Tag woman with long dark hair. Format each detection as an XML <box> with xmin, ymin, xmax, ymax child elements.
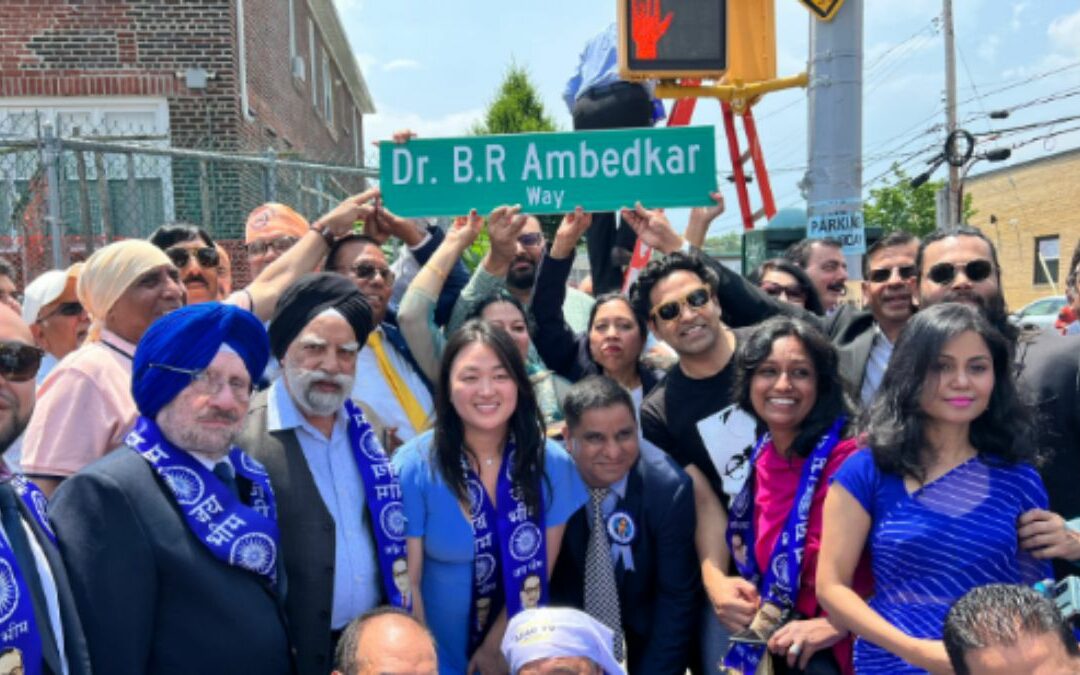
<box><xmin>817</xmin><ymin>303</ymin><xmax>1051</xmax><ymax>674</ymax></box>
<box><xmin>393</xmin><ymin>320</ymin><xmax>587</xmax><ymax>674</ymax></box>
<box><xmin>531</xmin><ymin>209</ymin><xmax>666</xmax><ymax>403</ymax></box>
<box><xmin>748</xmin><ymin>258</ymin><xmax>825</xmax><ymax>316</ymax></box>
<box><xmin>721</xmin><ymin>317</ymin><xmax>868</xmax><ymax>675</ymax></box>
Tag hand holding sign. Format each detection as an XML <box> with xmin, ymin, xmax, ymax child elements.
<box><xmin>550</xmin><ymin>207</ymin><xmax>592</xmax><ymax>259</ymax></box>
<box><xmin>632</xmin><ymin>0</ymin><xmax>674</xmax><ymax>59</ymax></box>
<box><xmin>621</xmin><ymin>202</ymin><xmax>685</xmax><ymax>255</ymax></box>
<box><xmin>446</xmin><ymin>209</ymin><xmax>485</xmax><ymax>253</ymax></box>
<box><xmin>314</xmin><ymin>187</ymin><xmax>382</xmax><ymax>238</ymax></box>
<box><xmin>685</xmin><ymin>191</ymin><xmax>725</xmax><ymax>249</ymax></box>
<box><xmin>486</xmin><ymin>204</ymin><xmax>528</xmax><ymax>266</ymax></box>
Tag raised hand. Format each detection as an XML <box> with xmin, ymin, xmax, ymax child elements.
<box><xmin>620</xmin><ymin>201</ymin><xmax>684</xmax><ymax>254</ymax></box>
<box><xmin>550</xmin><ymin>207</ymin><xmax>592</xmax><ymax>259</ymax></box>
<box><xmin>365</xmin><ymin>201</ymin><xmax>425</xmax><ymax>247</ymax></box>
<box><xmin>686</xmin><ymin>191</ymin><xmax>725</xmax><ymax>249</ymax></box>
<box><xmin>446</xmin><ymin>209</ymin><xmax>485</xmax><ymax>252</ymax></box>
<box><xmin>486</xmin><ymin>204</ymin><xmax>527</xmax><ymax>264</ymax></box>
<box><xmin>632</xmin><ymin>0</ymin><xmax>674</xmax><ymax>60</ymax></box>
<box><xmin>314</xmin><ymin>187</ymin><xmax>381</xmax><ymax>238</ymax></box>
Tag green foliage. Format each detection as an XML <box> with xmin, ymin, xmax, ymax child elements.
<box><xmin>462</xmin><ymin>228</ymin><xmax>491</xmax><ymax>274</ymax></box>
<box><xmin>864</xmin><ymin>164</ymin><xmax>976</xmax><ymax>237</ymax></box>
<box><xmin>703</xmin><ymin>232</ymin><xmax>742</xmax><ymax>255</ymax></box>
<box><xmin>470</xmin><ymin>63</ymin><xmax>558</xmax><ymax>136</ymax></box>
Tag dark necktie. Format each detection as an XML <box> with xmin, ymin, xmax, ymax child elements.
<box><xmin>213</xmin><ymin>461</ymin><xmax>241</xmax><ymax>501</ymax></box>
<box><xmin>584</xmin><ymin>487</ymin><xmax>625</xmax><ymax>662</ymax></box>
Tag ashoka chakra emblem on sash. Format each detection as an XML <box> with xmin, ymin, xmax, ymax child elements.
<box><xmin>379</xmin><ymin>503</ymin><xmax>407</xmax><ymax>541</ymax></box>
<box><xmin>0</xmin><ymin>558</ymin><xmax>20</xmax><ymax>624</ymax></box>
<box><xmin>360</xmin><ymin>436</ymin><xmax>387</xmax><ymax>462</ymax></box>
<box><xmin>474</xmin><ymin>553</ymin><xmax>496</xmax><ymax>584</ymax></box>
<box><xmin>238</xmin><ymin>453</ymin><xmax>267</xmax><ymax>476</ymax></box>
<box><xmin>467</xmin><ymin>479</ymin><xmax>485</xmax><ymax>517</ymax></box>
<box><xmin>229</xmin><ymin>532</ymin><xmax>276</xmax><ymax>575</ymax></box>
<box><xmin>509</xmin><ymin>522</ymin><xmax>542</xmax><ymax>561</ymax></box>
<box><xmin>161</xmin><ymin>466</ymin><xmax>205</xmax><ymax>506</ymax></box>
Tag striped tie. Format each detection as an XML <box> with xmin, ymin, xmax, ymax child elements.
<box><xmin>584</xmin><ymin>487</ymin><xmax>625</xmax><ymax>662</ymax></box>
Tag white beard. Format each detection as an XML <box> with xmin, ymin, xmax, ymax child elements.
<box><xmin>284</xmin><ymin>365</ymin><xmax>354</xmax><ymax>417</ymax></box>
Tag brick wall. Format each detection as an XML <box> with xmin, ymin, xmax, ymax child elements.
<box><xmin>964</xmin><ymin>148</ymin><xmax>1080</xmax><ymax>309</ymax></box>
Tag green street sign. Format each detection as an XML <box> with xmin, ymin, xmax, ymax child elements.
<box><xmin>379</xmin><ymin>126</ymin><xmax>717</xmax><ymax>217</ymax></box>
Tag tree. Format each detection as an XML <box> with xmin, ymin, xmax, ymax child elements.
<box><xmin>471</xmin><ymin>63</ymin><xmax>558</xmax><ymax>136</ymax></box>
<box><xmin>703</xmin><ymin>232</ymin><xmax>742</xmax><ymax>256</ymax></box>
<box><xmin>864</xmin><ymin>164</ymin><xmax>975</xmax><ymax>237</ymax></box>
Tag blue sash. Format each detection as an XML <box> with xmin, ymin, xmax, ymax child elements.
<box><xmin>464</xmin><ymin>440</ymin><xmax>548</xmax><ymax>655</ymax></box>
<box><xmin>0</xmin><ymin>483</ymin><xmax>45</xmax><ymax>675</ymax></box>
<box><xmin>10</xmin><ymin>476</ymin><xmax>54</xmax><ymax>547</ymax></box>
<box><xmin>724</xmin><ymin>418</ymin><xmax>844</xmax><ymax>673</ymax></box>
<box><xmin>126</xmin><ymin>417</ymin><xmax>281</xmax><ymax>587</ymax></box>
<box><xmin>343</xmin><ymin>400</ymin><xmax>410</xmax><ymax>610</ymax></box>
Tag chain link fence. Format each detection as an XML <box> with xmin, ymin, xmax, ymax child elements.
<box><xmin>0</xmin><ymin>111</ymin><xmax>376</xmax><ymax>287</ymax></box>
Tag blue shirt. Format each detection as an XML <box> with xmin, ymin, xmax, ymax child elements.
<box><xmin>394</xmin><ymin>432</ymin><xmax>588</xmax><ymax>675</ymax></box>
<box><xmin>267</xmin><ymin>380</ymin><xmax>381</xmax><ymax>628</ymax></box>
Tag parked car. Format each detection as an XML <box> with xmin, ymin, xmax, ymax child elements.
<box><xmin>1009</xmin><ymin>295</ymin><xmax>1068</xmax><ymax>331</ymax></box>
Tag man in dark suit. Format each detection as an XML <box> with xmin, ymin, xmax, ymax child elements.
<box><xmin>0</xmin><ymin>305</ymin><xmax>90</xmax><ymax>675</ymax></box>
<box><xmin>238</xmin><ymin>274</ymin><xmax>404</xmax><ymax>675</ymax></box>
<box><xmin>50</xmin><ymin>302</ymin><xmax>293</xmax><ymax>675</ymax></box>
<box><xmin>550</xmin><ymin>376</ymin><xmax>700</xmax><ymax>674</ymax></box>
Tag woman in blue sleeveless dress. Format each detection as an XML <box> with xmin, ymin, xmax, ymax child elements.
<box><xmin>817</xmin><ymin>303</ymin><xmax>1051</xmax><ymax>674</ymax></box>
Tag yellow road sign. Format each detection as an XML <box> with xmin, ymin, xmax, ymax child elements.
<box><xmin>799</xmin><ymin>0</ymin><xmax>845</xmax><ymax>21</ymax></box>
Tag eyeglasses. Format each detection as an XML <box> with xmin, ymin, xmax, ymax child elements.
<box><xmin>37</xmin><ymin>301</ymin><xmax>83</xmax><ymax>322</ymax></box>
<box><xmin>927</xmin><ymin>259</ymin><xmax>993</xmax><ymax>285</ymax></box>
<box><xmin>760</xmin><ymin>282</ymin><xmax>806</xmax><ymax>301</ymax></box>
<box><xmin>349</xmin><ymin>262</ymin><xmax>395</xmax><ymax>283</ymax></box>
<box><xmin>517</xmin><ymin>233</ymin><xmax>544</xmax><ymax>247</ymax></box>
<box><xmin>650</xmin><ymin>285</ymin><xmax>712</xmax><ymax>322</ymax></box>
<box><xmin>149</xmin><ymin>363</ymin><xmax>252</xmax><ymax>402</ymax></box>
<box><xmin>246</xmin><ymin>236</ymin><xmax>298</xmax><ymax>257</ymax></box>
<box><xmin>867</xmin><ymin>265</ymin><xmax>917</xmax><ymax>284</ymax></box>
<box><xmin>166</xmin><ymin>246</ymin><xmax>220</xmax><ymax>269</ymax></box>
<box><xmin>0</xmin><ymin>342</ymin><xmax>44</xmax><ymax>382</ymax></box>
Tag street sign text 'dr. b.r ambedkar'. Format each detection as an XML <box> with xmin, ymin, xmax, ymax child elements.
<box><xmin>379</xmin><ymin>126</ymin><xmax>717</xmax><ymax>217</ymax></box>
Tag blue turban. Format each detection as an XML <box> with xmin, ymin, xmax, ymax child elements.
<box><xmin>132</xmin><ymin>302</ymin><xmax>269</xmax><ymax>418</ymax></box>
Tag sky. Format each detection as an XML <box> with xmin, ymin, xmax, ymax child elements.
<box><xmin>334</xmin><ymin>0</ymin><xmax>1080</xmax><ymax>237</ymax></box>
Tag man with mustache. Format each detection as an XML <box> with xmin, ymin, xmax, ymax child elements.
<box><xmin>239</xmin><ymin>273</ymin><xmax>404</xmax><ymax>675</ymax></box>
<box><xmin>911</xmin><ymin>227</ymin><xmax>1080</xmax><ymax>579</ymax></box>
<box><xmin>50</xmin><ymin>302</ymin><xmax>293</xmax><ymax>675</ymax></box>
<box><xmin>784</xmin><ymin>238</ymin><xmax>849</xmax><ymax>315</ymax></box>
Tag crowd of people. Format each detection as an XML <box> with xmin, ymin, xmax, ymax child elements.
<box><xmin>0</xmin><ymin>176</ymin><xmax>1078</xmax><ymax>675</ymax></box>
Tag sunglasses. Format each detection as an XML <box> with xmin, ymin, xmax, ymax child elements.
<box><xmin>517</xmin><ymin>233</ymin><xmax>544</xmax><ymax>247</ymax></box>
<box><xmin>247</xmin><ymin>236</ymin><xmax>298</xmax><ymax>257</ymax></box>
<box><xmin>350</xmin><ymin>262</ymin><xmax>395</xmax><ymax>283</ymax></box>
<box><xmin>867</xmin><ymin>264</ymin><xmax>917</xmax><ymax>283</ymax></box>
<box><xmin>650</xmin><ymin>286</ymin><xmax>712</xmax><ymax>322</ymax></box>
<box><xmin>38</xmin><ymin>301</ymin><xmax>83</xmax><ymax>322</ymax></box>
<box><xmin>166</xmin><ymin>246</ymin><xmax>219</xmax><ymax>269</ymax></box>
<box><xmin>927</xmin><ymin>259</ymin><xmax>993</xmax><ymax>285</ymax></box>
<box><xmin>760</xmin><ymin>282</ymin><xmax>807</xmax><ymax>301</ymax></box>
<box><xmin>0</xmin><ymin>342</ymin><xmax>44</xmax><ymax>382</ymax></box>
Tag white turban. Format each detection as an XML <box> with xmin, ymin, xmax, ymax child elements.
<box><xmin>77</xmin><ymin>240</ymin><xmax>172</xmax><ymax>341</ymax></box>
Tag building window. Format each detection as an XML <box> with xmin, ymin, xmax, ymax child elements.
<box><xmin>322</xmin><ymin>50</ymin><xmax>333</xmax><ymax>126</ymax></box>
<box><xmin>288</xmin><ymin>0</ymin><xmax>296</xmax><ymax>60</ymax></box>
<box><xmin>309</xmin><ymin>19</ymin><xmax>317</xmax><ymax>107</ymax></box>
<box><xmin>1034</xmin><ymin>235</ymin><xmax>1060</xmax><ymax>285</ymax></box>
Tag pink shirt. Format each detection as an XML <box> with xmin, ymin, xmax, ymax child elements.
<box><xmin>752</xmin><ymin>436</ymin><xmax>865</xmax><ymax>618</ymax></box>
<box><xmin>21</xmin><ymin>330</ymin><xmax>137</xmax><ymax>477</ymax></box>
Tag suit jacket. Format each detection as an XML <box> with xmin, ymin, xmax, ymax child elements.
<box><xmin>550</xmin><ymin>444</ymin><xmax>700</xmax><ymax>674</ymax></box>
<box><xmin>237</xmin><ymin>391</ymin><xmax>388</xmax><ymax>675</ymax></box>
<box><xmin>837</xmin><ymin>326</ymin><xmax>876</xmax><ymax>399</ymax></box>
<box><xmin>0</xmin><ymin>480</ymin><xmax>91</xmax><ymax>675</ymax></box>
<box><xmin>49</xmin><ymin>447</ymin><xmax>293</xmax><ymax>675</ymax></box>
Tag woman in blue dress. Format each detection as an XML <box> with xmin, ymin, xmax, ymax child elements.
<box><xmin>817</xmin><ymin>303</ymin><xmax>1051</xmax><ymax>674</ymax></box>
<box><xmin>393</xmin><ymin>319</ymin><xmax>587</xmax><ymax>674</ymax></box>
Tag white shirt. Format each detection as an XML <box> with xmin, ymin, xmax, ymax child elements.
<box><xmin>860</xmin><ymin>325</ymin><xmax>895</xmax><ymax>406</ymax></box>
<box><xmin>351</xmin><ymin>326</ymin><xmax>434</xmax><ymax>442</ymax></box>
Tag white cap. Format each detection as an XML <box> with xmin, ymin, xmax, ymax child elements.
<box><xmin>22</xmin><ymin>266</ymin><xmax>79</xmax><ymax>324</ymax></box>
<box><xmin>501</xmin><ymin>608</ymin><xmax>624</xmax><ymax>675</ymax></box>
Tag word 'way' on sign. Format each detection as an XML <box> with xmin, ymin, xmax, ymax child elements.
<box><xmin>378</xmin><ymin>126</ymin><xmax>718</xmax><ymax>217</ymax></box>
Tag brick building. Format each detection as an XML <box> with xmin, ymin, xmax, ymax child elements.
<box><xmin>964</xmin><ymin>147</ymin><xmax>1080</xmax><ymax>309</ymax></box>
<box><xmin>0</xmin><ymin>0</ymin><xmax>373</xmax><ymax>260</ymax></box>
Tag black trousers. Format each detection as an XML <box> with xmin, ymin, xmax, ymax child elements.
<box><xmin>572</xmin><ymin>81</ymin><xmax>654</xmax><ymax>295</ymax></box>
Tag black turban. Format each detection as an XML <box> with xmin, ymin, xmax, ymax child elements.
<box><xmin>268</xmin><ymin>273</ymin><xmax>374</xmax><ymax>360</ymax></box>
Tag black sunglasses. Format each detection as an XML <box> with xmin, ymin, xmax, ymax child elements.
<box><xmin>166</xmin><ymin>246</ymin><xmax>219</xmax><ymax>269</ymax></box>
<box><xmin>867</xmin><ymin>264</ymin><xmax>917</xmax><ymax>284</ymax></box>
<box><xmin>650</xmin><ymin>286</ymin><xmax>711</xmax><ymax>322</ymax></box>
<box><xmin>760</xmin><ymin>282</ymin><xmax>807</xmax><ymax>301</ymax></box>
<box><xmin>350</xmin><ymin>262</ymin><xmax>395</xmax><ymax>283</ymax></box>
<box><xmin>246</xmin><ymin>236</ymin><xmax>298</xmax><ymax>257</ymax></box>
<box><xmin>38</xmin><ymin>301</ymin><xmax>83</xmax><ymax>322</ymax></box>
<box><xmin>0</xmin><ymin>342</ymin><xmax>44</xmax><ymax>382</ymax></box>
<box><xmin>927</xmin><ymin>259</ymin><xmax>993</xmax><ymax>285</ymax></box>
